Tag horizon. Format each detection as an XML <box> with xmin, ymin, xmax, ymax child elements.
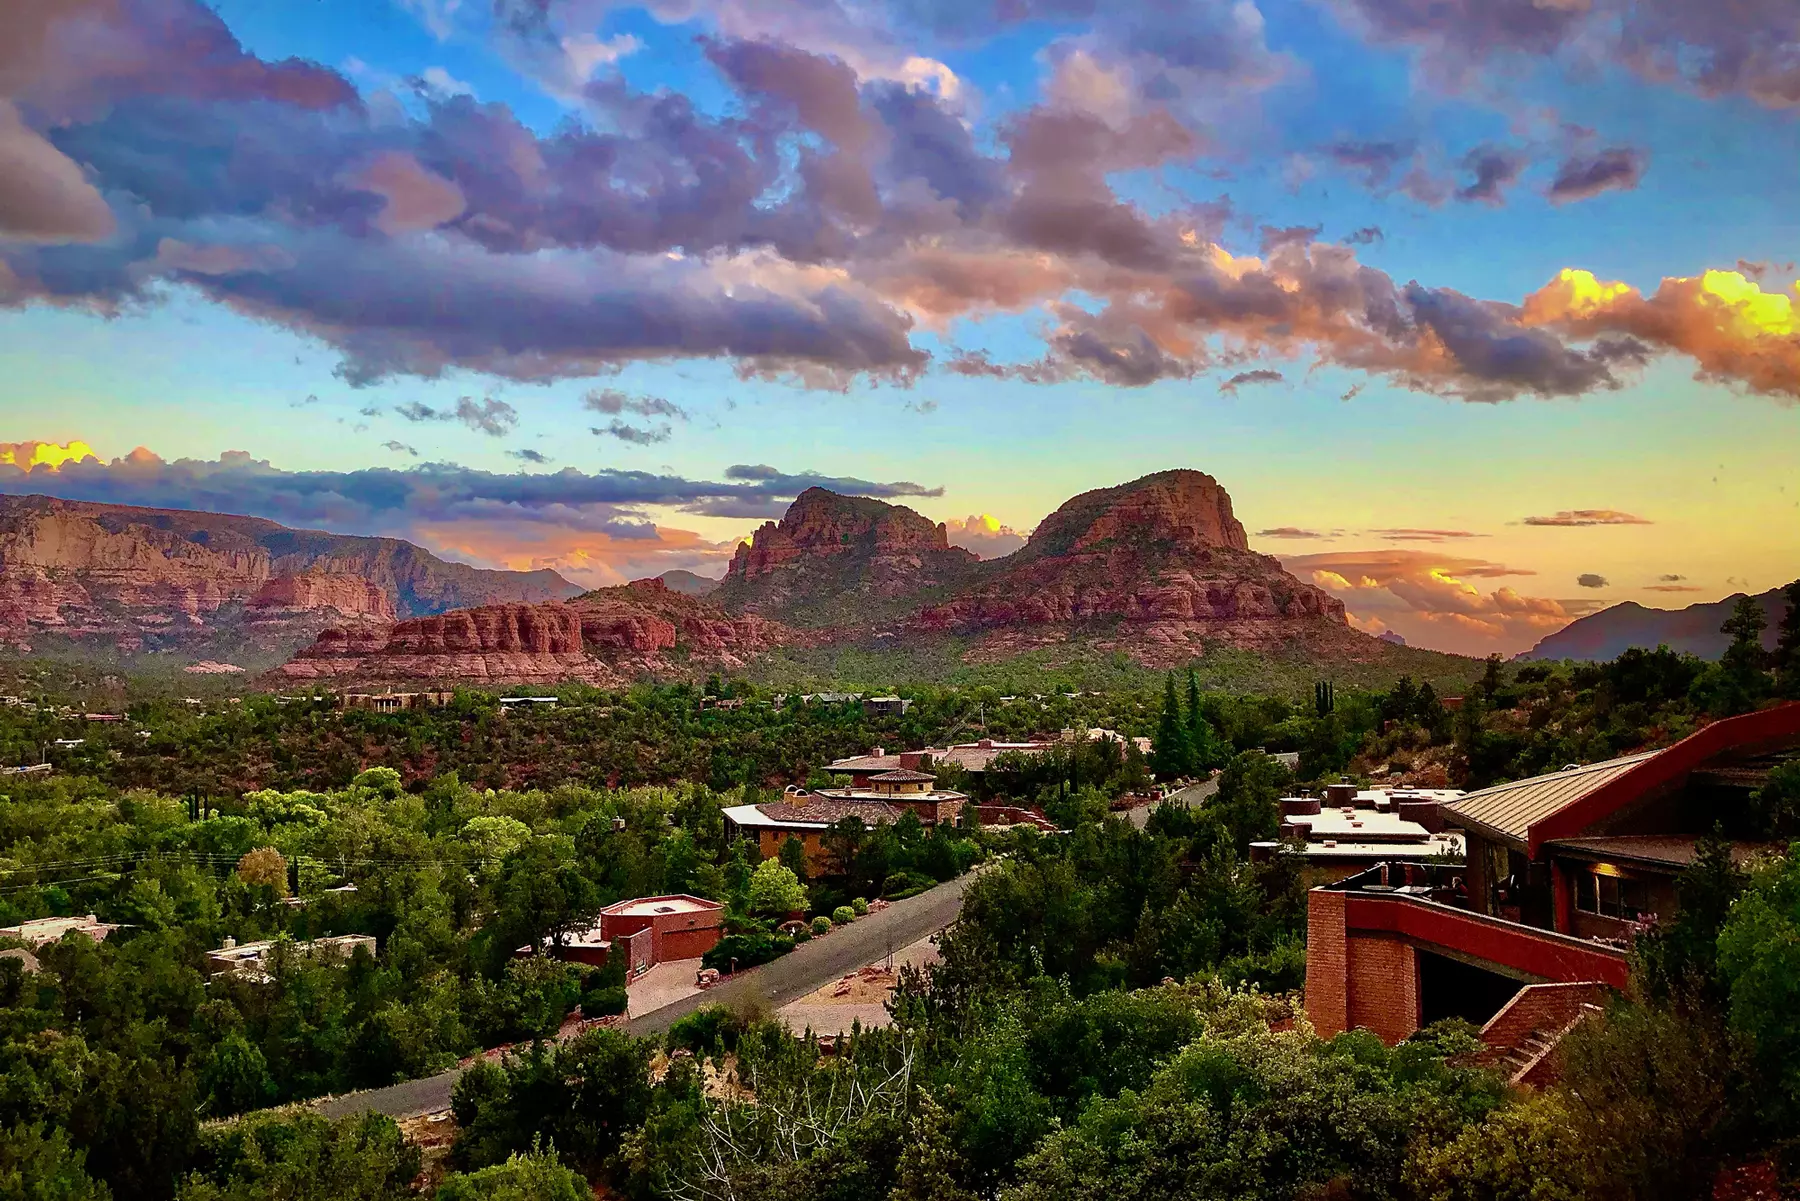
<box><xmin>2</xmin><ymin>0</ymin><xmax>1797</xmax><ymax>657</ymax></box>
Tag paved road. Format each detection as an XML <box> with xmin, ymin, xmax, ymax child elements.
<box><xmin>1127</xmin><ymin>777</ymin><xmax>1219</xmax><ymax>828</ymax></box>
<box><xmin>314</xmin><ymin>871</ymin><xmax>978</xmax><ymax>1120</ymax></box>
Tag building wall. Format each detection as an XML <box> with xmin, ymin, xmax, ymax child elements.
<box><xmin>657</xmin><ymin>926</ymin><xmax>722</xmax><ymax>962</ymax></box>
<box><xmin>1305</xmin><ymin>889</ymin><xmax>1349</xmax><ymax>1037</ymax></box>
<box><xmin>1345</xmin><ymin>936</ymin><xmax>1421</xmax><ymax>1045</ymax></box>
<box><xmin>757</xmin><ymin>830</ymin><xmax>827</xmax><ymax>872</ymax></box>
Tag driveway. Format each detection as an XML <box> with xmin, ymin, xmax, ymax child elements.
<box><xmin>313</xmin><ymin>870</ymin><xmax>978</xmax><ymax>1120</ymax></box>
<box><xmin>1127</xmin><ymin>777</ymin><xmax>1219</xmax><ymax>828</ymax></box>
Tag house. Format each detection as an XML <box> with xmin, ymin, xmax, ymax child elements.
<box><xmin>341</xmin><ymin>691</ymin><xmax>454</xmax><ymax>713</ymax></box>
<box><xmin>551</xmin><ymin>894</ymin><xmax>724</xmax><ymax>975</ymax></box>
<box><xmin>863</xmin><ymin>696</ymin><xmax>913</xmax><ymax>718</ymax></box>
<box><xmin>498</xmin><ymin>696</ymin><xmax>558</xmax><ymax>710</ymax></box>
<box><xmin>829</xmin><ymin>736</ymin><xmax>1078</xmax><ymax>783</ymax></box>
<box><xmin>1304</xmin><ymin>703</ymin><xmax>1800</xmax><ymax>1051</ymax></box>
<box><xmin>1250</xmin><ymin>785</ymin><xmax>1466</xmax><ymax>883</ymax></box>
<box><xmin>723</xmin><ymin>794</ymin><xmax>910</xmax><ymax>874</ymax></box>
<box><xmin>0</xmin><ymin>914</ymin><xmax>119</xmax><ymax>947</ymax></box>
<box><xmin>205</xmin><ymin>933</ymin><xmax>377</xmax><ymax>978</ymax></box>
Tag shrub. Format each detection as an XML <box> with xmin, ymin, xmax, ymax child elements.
<box><xmin>810</xmin><ymin>915</ymin><xmax>832</xmax><ymax>935</ymax></box>
<box><xmin>831</xmin><ymin>906</ymin><xmax>855</xmax><ymax>925</ymax></box>
<box><xmin>580</xmin><ymin>986</ymin><xmax>628</xmax><ymax>1018</ymax></box>
<box><xmin>701</xmin><ymin>931</ymin><xmax>793</xmax><ymax>973</ymax></box>
<box><xmin>850</xmin><ymin>897</ymin><xmax>869</xmax><ymax>916</ymax></box>
<box><xmin>748</xmin><ymin>858</ymin><xmax>809</xmax><ymax>915</ymax></box>
<box><xmin>434</xmin><ymin>1148</ymin><xmax>586</xmax><ymax>1201</ymax></box>
<box><xmin>667</xmin><ymin>1005</ymin><xmax>743</xmax><ymax>1057</ymax></box>
<box><xmin>882</xmin><ymin>871</ymin><xmax>936</xmax><ymax>900</ymax></box>
<box><xmin>792</xmin><ymin>925</ymin><xmax>812</xmax><ymax>944</ymax></box>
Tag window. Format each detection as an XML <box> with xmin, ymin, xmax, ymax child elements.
<box><xmin>1575</xmin><ymin>867</ymin><xmax>1647</xmax><ymax>920</ymax></box>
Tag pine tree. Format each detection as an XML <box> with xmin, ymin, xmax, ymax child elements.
<box><xmin>1151</xmin><ymin>672</ymin><xmax>1192</xmax><ymax>780</ymax></box>
<box><xmin>1775</xmin><ymin>579</ymin><xmax>1800</xmax><ymax>700</ymax></box>
<box><xmin>1185</xmin><ymin>670</ymin><xmax>1220</xmax><ymax>773</ymax></box>
<box><xmin>1720</xmin><ymin>595</ymin><xmax>1771</xmax><ymax>710</ymax></box>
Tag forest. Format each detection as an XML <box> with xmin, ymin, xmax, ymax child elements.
<box><xmin>1</xmin><ymin>583</ymin><xmax>1797</xmax><ymax>1198</ymax></box>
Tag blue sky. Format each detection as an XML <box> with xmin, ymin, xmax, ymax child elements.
<box><xmin>1</xmin><ymin>0</ymin><xmax>1796</xmax><ymax>654</ymax></box>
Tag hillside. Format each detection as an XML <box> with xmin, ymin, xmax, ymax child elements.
<box><xmin>1519</xmin><ymin>588</ymin><xmax>1785</xmax><ymax>661</ymax></box>
<box><xmin>0</xmin><ymin>494</ymin><xmax>579</xmax><ymax>663</ymax></box>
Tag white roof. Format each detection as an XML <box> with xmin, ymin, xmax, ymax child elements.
<box><xmin>722</xmin><ymin>803</ymin><xmax>828</xmax><ymax>831</ymax></box>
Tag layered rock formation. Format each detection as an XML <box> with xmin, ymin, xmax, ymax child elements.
<box><xmin>0</xmin><ymin>494</ymin><xmax>578</xmax><ymax>655</ymax></box>
<box><xmin>274</xmin><ymin>579</ymin><xmax>795</xmax><ymax>685</ymax></box>
<box><xmin>911</xmin><ymin>470</ymin><xmax>1353</xmax><ymax>663</ymax></box>
<box><xmin>716</xmin><ymin>488</ymin><xmax>979</xmax><ymax>626</ymax></box>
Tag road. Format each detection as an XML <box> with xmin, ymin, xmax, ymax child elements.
<box><xmin>313</xmin><ymin>870</ymin><xmax>978</xmax><ymax>1120</ymax></box>
<box><xmin>1127</xmin><ymin>777</ymin><xmax>1219</xmax><ymax>828</ymax></box>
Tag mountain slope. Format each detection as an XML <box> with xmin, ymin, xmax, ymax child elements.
<box><xmin>715</xmin><ymin>487</ymin><xmax>980</xmax><ymax>626</ymax></box>
<box><xmin>1519</xmin><ymin>588</ymin><xmax>1786</xmax><ymax>662</ymax></box>
<box><xmin>0</xmin><ymin>494</ymin><xmax>579</xmax><ymax>659</ymax></box>
<box><xmin>911</xmin><ymin>470</ymin><xmax>1355</xmax><ymax>665</ymax></box>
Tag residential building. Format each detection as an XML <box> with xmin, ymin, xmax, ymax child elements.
<box><xmin>551</xmin><ymin>894</ymin><xmax>724</xmax><ymax>975</ymax></box>
<box><xmin>830</xmin><ymin>729</ymin><xmax>1146</xmax><ymax>784</ymax></box>
<box><xmin>1251</xmin><ymin>785</ymin><xmax>1466</xmax><ymax>883</ymax></box>
<box><xmin>863</xmin><ymin>696</ymin><xmax>913</xmax><ymax>718</ymax></box>
<box><xmin>205</xmin><ymin>933</ymin><xmax>377</xmax><ymax>978</ymax></box>
<box><xmin>723</xmin><ymin>793</ymin><xmax>911</xmax><ymax>874</ymax></box>
<box><xmin>1304</xmin><ymin>703</ymin><xmax>1800</xmax><ymax>1051</ymax></box>
<box><xmin>0</xmin><ymin>914</ymin><xmax>119</xmax><ymax>947</ymax></box>
<box><xmin>340</xmin><ymin>691</ymin><xmax>454</xmax><ymax>712</ymax></box>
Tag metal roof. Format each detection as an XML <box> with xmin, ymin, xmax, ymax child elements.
<box><xmin>1442</xmin><ymin>751</ymin><xmax>1659</xmax><ymax>848</ymax></box>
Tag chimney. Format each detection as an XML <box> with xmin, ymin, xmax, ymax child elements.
<box><xmin>870</xmin><ymin>746</ymin><xmax>884</xmax><ymax>758</ymax></box>
<box><xmin>898</xmin><ymin>751</ymin><xmax>924</xmax><ymax>771</ymax></box>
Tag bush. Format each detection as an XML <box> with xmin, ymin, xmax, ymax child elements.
<box><xmin>831</xmin><ymin>906</ymin><xmax>855</xmax><ymax>925</ymax></box>
<box><xmin>667</xmin><ymin>1005</ymin><xmax>743</xmax><ymax>1057</ymax></box>
<box><xmin>581</xmin><ymin>986</ymin><xmax>628</xmax><ymax>1018</ymax></box>
<box><xmin>883</xmin><ymin>871</ymin><xmax>935</xmax><ymax>899</ymax></box>
<box><xmin>434</xmin><ymin>1148</ymin><xmax>586</xmax><ymax>1201</ymax></box>
<box><xmin>850</xmin><ymin>897</ymin><xmax>869</xmax><ymax>916</ymax></box>
<box><xmin>792</xmin><ymin>925</ymin><xmax>812</xmax><ymax>943</ymax></box>
<box><xmin>810</xmin><ymin>915</ymin><xmax>832</xmax><ymax>935</ymax></box>
<box><xmin>701</xmin><ymin>931</ymin><xmax>793</xmax><ymax>973</ymax></box>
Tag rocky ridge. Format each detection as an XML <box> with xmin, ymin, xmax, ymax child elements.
<box><xmin>273</xmin><ymin>579</ymin><xmax>796</xmax><ymax>686</ymax></box>
<box><xmin>0</xmin><ymin>494</ymin><xmax>578</xmax><ymax>656</ymax></box>
<box><xmin>715</xmin><ymin>488</ymin><xmax>979</xmax><ymax>626</ymax></box>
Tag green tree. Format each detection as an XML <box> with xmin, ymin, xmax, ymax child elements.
<box><xmin>1708</xmin><ymin>594</ymin><xmax>1772</xmax><ymax>715</ymax></box>
<box><xmin>0</xmin><ymin>1123</ymin><xmax>112</xmax><ymax>1201</ymax></box>
<box><xmin>1150</xmin><ymin>674</ymin><xmax>1191</xmax><ymax>781</ymax></box>
<box><xmin>178</xmin><ymin>1112</ymin><xmax>419</xmax><ymax>1201</ymax></box>
<box><xmin>748</xmin><ymin>858</ymin><xmax>809</xmax><ymax>916</ymax></box>
<box><xmin>1717</xmin><ymin>848</ymin><xmax>1800</xmax><ymax>1124</ymax></box>
<box><xmin>1187</xmin><ymin>673</ymin><xmax>1224</xmax><ymax>773</ymax></box>
<box><xmin>1775</xmin><ymin>578</ymin><xmax>1800</xmax><ymax>700</ymax></box>
<box><xmin>778</xmin><ymin>834</ymin><xmax>810</xmax><ymax>880</ymax></box>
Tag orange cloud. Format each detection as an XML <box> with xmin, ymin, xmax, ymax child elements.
<box><xmin>1280</xmin><ymin>548</ymin><xmax>1590</xmax><ymax>656</ymax></box>
<box><xmin>0</xmin><ymin>439</ymin><xmax>98</xmax><ymax>469</ymax></box>
<box><xmin>1520</xmin><ymin>509</ymin><xmax>1652</xmax><ymax>526</ymax></box>
<box><xmin>943</xmin><ymin>513</ymin><xmax>1028</xmax><ymax>559</ymax></box>
<box><xmin>1524</xmin><ymin>268</ymin><xmax>1800</xmax><ymax>399</ymax></box>
<box><xmin>411</xmin><ymin>520</ymin><xmax>741</xmax><ymax>590</ymax></box>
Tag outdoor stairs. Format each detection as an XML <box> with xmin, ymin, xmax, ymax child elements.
<box><xmin>1476</xmin><ymin>981</ymin><xmax>1612</xmax><ymax>1088</ymax></box>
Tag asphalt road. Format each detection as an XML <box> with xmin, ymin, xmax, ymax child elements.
<box><xmin>313</xmin><ymin>870</ymin><xmax>978</xmax><ymax>1120</ymax></box>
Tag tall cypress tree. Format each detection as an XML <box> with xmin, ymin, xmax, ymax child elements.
<box><xmin>1186</xmin><ymin>669</ymin><xmax>1221</xmax><ymax>773</ymax></box>
<box><xmin>1151</xmin><ymin>672</ymin><xmax>1192</xmax><ymax>780</ymax></box>
<box><xmin>1776</xmin><ymin>579</ymin><xmax>1800</xmax><ymax>700</ymax></box>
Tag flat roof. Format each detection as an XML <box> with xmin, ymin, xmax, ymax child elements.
<box><xmin>1257</xmin><ymin>832</ymin><xmax>1465</xmax><ymax>860</ymax></box>
<box><xmin>1285</xmin><ymin>808</ymin><xmax>1436</xmax><ymax>842</ymax></box>
<box><xmin>603</xmin><ymin>895</ymin><xmax>720</xmax><ymax>917</ymax></box>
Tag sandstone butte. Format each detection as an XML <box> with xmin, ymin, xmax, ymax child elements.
<box><xmin>271</xmin><ymin>467</ymin><xmax>1400</xmax><ymax>686</ymax></box>
<box><xmin>272</xmin><ymin>580</ymin><xmax>797</xmax><ymax>686</ymax></box>
<box><xmin>0</xmin><ymin>493</ymin><xmax>578</xmax><ymax>654</ymax></box>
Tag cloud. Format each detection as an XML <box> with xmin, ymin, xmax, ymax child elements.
<box><xmin>594</xmin><ymin>420</ymin><xmax>672</xmax><ymax>445</ymax></box>
<box><xmin>1257</xmin><ymin>527</ymin><xmax>1326</xmax><ymax>539</ymax></box>
<box><xmin>1455</xmin><ymin>144</ymin><xmax>1526</xmax><ymax>205</ymax></box>
<box><xmin>1345</xmin><ymin>226</ymin><xmax>1384</xmax><ymax>245</ymax></box>
<box><xmin>1548</xmin><ymin>147</ymin><xmax>1647</xmax><ymax>203</ymax></box>
<box><xmin>1326</xmin><ymin>0</ymin><xmax>1800</xmax><ymax>109</ymax></box>
<box><xmin>1658</xmin><ymin>573</ymin><xmax>1686</xmax><ymax>581</ymax></box>
<box><xmin>1646</xmin><ymin>583</ymin><xmax>1705</xmax><ymax>593</ymax></box>
<box><xmin>1523</xmin><ymin>268</ymin><xmax>1800</xmax><ymax>399</ymax></box>
<box><xmin>1281</xmin><ymin>547</ymin><xmax>1589</xmax><ymax>655</ymax></box>
<box><xmin>1577</xmin><ymin>573</ymin><xmax>1609</xmax><ymax>588</ymax></box>
<box><xmin>508</xmin><ymin>448</ymin><xmax>551</xmax><ymax>464</ymax></box>
<box><xmin>454</xmin><ymin>397</ymin><xmax>519</xmax><ymax>437</ymax></box>
<box><xmin>582</xmin><ymin>389</ymin><xmax>688</xmax><ymax>421</ymax></box>
<box><xmin>1221</xmin><ymin>368</ymin><xmax>1284</xmax><ymax>393</ymax></box>
<box><xmin>943</xmin><ymin>513</ymin><xmax>1028</xmax><ymax>559</ymax></box>
<box><xmin>382</xmin><ymin>440</ymin><xmax>419</xmax><ymax>456</ymax></box>
<box><xmin>1520</xmin><ymin>508</ymin><xmax>1653</xmax><ymax>526</ymax></box>
<box><xmin>0</xmin><ymin>100</ymin><xmax>116</xmax><ymax>243</ymax></box>
<box><xmin>1375</xmin><ymin>528</ymin><xmax>1484</xmax><ymax>541</ymax></box>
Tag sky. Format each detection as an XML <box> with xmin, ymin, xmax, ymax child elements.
<box><xmin>0</xmin><ymin>0</ymin><xmax>1797</xmax><ymax>657</ymax></box>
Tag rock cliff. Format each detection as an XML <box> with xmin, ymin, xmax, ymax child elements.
<box><xmin>912</xmin><ymin>470</ymin><xmax>1353</xmax><ymax>664</ymax></box>
<box><xmin>715</xmin><ymin>488</ymin><xmax>979</xmax><ymax>626</ymax></box>
<box><xmin>273</xmin><ymin>579</ymin><xmax>796</xmax><ymax>685</ymax></box>
<box><xmin>0</xmin><ymin>494</ymin><xmax>578</xmax><ymax>656</ymax></box>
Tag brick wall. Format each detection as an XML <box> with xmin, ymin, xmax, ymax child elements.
<box><xmin>1345</xmin><ymin>935</ymin><xmax>1420</xmax><ymax>1044</ymax></box>
<box><xmin>1305</xmin><ymin>889</ymin><xmax>1349</xmax><ymax>1037</ymax></box>
<box><xmin>657</xmin><ymin>925</ymin><xmax>722</xmax><ymax>963</ymax></box>
<box><xmin>1478</xmin><ymin>981</ymin><xmax>1609</xmax><ymax>1055</ymax></box>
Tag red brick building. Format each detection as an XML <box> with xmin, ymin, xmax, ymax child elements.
<box><xmin>1305</xmin><ymin>703</ymin><xmax>1800</xmax><ymax>1048</ymax></box>
<box><xmin>552</xmin><ymin>894</ymin><xmax>723</xmax><ymax>974</ymax></box>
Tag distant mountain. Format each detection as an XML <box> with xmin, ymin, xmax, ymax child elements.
<box><xmin>656</xmin><ymin>569</ymin><xmax>722</xmax><ymax>597</ymax></box>
<box><xmin>0</xmin><ymin>494</ymin><xmax>579</xmax><ymax>663</ymax></box>
<box><xmin>274</xmin><ymin>469</ymin><xmax>1475</xmax><ymax>684</ymax></box>
<box><xmin>1519</xmin><ymin>588</ymin><xmax>1787</xmax><ymax>662</ymax></box>
<box><xmin>1379</xmin><ymin>630</ymin><xmax>1408</xmax><ymax>646</ymax></box>
<box><xmin>714</xmin><ymin>487</ymin><xmax>980</xmax><ymax>627</ymax></box>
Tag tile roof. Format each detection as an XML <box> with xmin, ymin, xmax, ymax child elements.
<box><xmin>1442</xmin><ymin>752</ymin><xmax>1659</xmax><ymax>848</ymax></box>
<box><xmin>869</xmin><ymin>769</ymin><xmax>937</xmax><ymax>783</ymax></box>
<box><xmin>756</xmin><ymin>799</ymin><xmax>901</xmax><ymax>826</ymax></box>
